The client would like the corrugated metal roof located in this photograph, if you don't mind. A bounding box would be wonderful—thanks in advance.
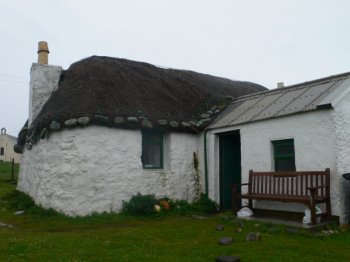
[210,71,350,129]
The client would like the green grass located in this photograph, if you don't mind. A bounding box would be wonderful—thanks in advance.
[0,174,350,261]
[0,161,19,181]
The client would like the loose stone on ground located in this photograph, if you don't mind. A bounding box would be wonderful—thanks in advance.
[216,255,240,262]
[322,230,339,236]
[0,222,13,228]
[234,228,243,233]
[246,232,261,241]
[216,224,224,231]
[218,237,233,245]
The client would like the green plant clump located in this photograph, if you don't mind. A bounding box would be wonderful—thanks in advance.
[121,193,158,216]
[2,190,61,217]
[2,190,34,211]
[192,193,219,214]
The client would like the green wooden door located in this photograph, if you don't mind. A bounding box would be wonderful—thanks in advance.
[219,133,241,210]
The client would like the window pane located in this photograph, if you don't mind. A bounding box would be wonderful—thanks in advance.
[275,144,294,156]
[143,134,162,143]
[143,144,161,168]
[275,158,295,171]
[273,139,295,171]
[142,131,163,169]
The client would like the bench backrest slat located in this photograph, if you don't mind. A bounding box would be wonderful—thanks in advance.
[248,169,330,197]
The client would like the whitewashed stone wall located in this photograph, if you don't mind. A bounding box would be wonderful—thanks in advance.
[17,127,201,216]
[208,110,340,216]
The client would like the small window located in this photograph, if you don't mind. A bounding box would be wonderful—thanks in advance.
[0,147,4,156]
[142,131,163,169]
[272,139,295,171]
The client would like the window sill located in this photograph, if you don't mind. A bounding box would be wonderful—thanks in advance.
[142,168,170,173]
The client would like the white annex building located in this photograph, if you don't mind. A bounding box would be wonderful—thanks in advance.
[206,74,350,224]
[16,42,350,224]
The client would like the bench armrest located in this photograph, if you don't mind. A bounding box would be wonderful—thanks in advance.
[307,186,330,199]
[230,183,250,193]
[307,185,328,191]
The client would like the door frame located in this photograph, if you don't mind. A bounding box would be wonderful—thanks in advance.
[219,130,241,210]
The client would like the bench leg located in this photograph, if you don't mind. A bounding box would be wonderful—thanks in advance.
[309,190,317,225]
[248,199,253,210]
[325,199,332,221]
[310,204,317,225]
[232,193,239,215]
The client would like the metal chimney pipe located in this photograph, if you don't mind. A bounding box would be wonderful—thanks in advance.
[37,41,49,64]
[277,82,284,88]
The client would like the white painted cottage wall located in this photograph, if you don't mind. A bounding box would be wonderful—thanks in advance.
[208,110,340,216]
[17,127,201,216]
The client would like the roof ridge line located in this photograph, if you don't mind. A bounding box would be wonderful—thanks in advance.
[284,71,350,89]
[234,70,350,102]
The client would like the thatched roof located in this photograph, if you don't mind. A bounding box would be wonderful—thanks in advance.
[36,56,265,129]
[15,56,265,152]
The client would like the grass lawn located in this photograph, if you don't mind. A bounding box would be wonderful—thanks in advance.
[0,161,19,182]
[0,164,350,261]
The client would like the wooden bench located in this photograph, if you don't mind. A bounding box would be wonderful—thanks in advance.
[231,169,332,225]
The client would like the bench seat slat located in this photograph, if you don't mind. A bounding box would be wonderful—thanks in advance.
[241,193,328,203]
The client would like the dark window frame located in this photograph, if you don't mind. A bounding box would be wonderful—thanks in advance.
[0,147,4,156]
[272,139,296,171]
[141,131,164,169]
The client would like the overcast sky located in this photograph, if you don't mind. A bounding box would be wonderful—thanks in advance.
[1,0,349,136]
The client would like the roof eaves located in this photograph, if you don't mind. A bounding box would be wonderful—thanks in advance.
[207,106,332,131]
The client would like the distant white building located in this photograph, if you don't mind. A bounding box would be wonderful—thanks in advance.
[0,128,21,163]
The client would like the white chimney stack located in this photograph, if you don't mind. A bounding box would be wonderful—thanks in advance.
[29,41,62,126]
